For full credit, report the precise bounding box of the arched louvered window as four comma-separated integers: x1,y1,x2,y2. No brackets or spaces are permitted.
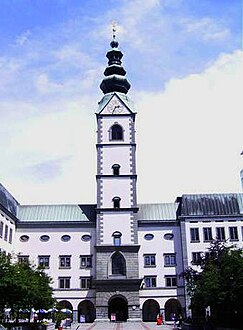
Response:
111,124,123,140
112,196,121,208
112,164,120,176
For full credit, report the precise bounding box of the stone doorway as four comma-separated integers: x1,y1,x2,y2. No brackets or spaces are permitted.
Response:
108,296,128,322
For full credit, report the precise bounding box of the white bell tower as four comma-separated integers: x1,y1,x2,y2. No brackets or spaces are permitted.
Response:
94,28,141,321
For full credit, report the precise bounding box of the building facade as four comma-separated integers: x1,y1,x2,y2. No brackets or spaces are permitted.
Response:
1,38,243,323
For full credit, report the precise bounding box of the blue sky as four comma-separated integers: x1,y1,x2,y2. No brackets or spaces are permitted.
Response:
0,0,242,204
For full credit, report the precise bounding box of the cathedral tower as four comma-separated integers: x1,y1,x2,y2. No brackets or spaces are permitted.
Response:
94,31,141,321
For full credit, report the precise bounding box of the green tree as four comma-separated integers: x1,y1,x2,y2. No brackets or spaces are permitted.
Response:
0,252,55,322
183,240,243,327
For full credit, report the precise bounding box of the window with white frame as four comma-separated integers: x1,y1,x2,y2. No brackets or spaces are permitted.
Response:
59,255,71,268
144,276,157,288
4,225,8,241
229,227,238,241
9,228,13,244
144,254,156,267
192,252,202,265
80,255,92,268
38,256,50,268
216,227,225,241
59,277,70,289
165,276,177,287
112,231,122,246
80,277,92,289
190,228,200,242
18,255,29,264
0,221,3,238
164,254,176,266
203,227,213,242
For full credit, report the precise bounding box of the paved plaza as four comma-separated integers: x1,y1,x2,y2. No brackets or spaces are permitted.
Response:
70,322,174,330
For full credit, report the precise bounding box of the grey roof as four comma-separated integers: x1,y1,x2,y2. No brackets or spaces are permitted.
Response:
96,92,134,113
0,183,19,217
137,203,178,221
180,193,243,217
17,204,96,222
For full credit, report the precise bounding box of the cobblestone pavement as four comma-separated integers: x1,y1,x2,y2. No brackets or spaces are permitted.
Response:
70,322,174,330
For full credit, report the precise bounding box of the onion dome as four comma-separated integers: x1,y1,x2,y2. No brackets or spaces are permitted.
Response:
100,36,131,94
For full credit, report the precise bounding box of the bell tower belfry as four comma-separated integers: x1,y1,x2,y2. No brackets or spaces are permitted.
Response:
94,28,141,321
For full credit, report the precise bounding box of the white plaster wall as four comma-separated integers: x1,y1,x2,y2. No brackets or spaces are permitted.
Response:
100,117,132,144
101,178,132,208
0,211,16,255
138,225,183,288
15,226,96,290
101,146,132,174
102,212,133,244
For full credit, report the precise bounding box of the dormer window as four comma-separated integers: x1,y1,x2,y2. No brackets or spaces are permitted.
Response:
111,124,123,140
112,164,120,176
112,196,121,208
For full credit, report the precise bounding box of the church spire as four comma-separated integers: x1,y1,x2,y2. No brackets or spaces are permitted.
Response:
100,23,131,94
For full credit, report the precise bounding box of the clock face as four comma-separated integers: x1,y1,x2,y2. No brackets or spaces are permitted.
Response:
107,98,124,114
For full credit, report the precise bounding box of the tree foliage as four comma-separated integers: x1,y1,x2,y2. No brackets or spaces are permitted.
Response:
0,252,55,321
182,240,243,327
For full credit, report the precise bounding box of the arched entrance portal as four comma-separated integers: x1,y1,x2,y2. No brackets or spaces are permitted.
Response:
78,300,95,323
142,299,160,322
108,296,128,322
164,298,182,321
56,300,73,310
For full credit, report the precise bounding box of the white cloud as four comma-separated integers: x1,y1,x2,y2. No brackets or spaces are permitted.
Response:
35,73,63,94
15,30,31,46
180,17,230,41
135,50,243,202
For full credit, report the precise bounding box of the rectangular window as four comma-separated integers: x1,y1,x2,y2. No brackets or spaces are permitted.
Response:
9,228,13,244
59,277,70,289
144,276,157,288
18,255,29,264
113,236,121,246
80,255,92,268
80,277,92,289
0,221,3,238
38,256,50,268
165,276,177,287
229,227,238,241
164,254,176,266
190,228,200,242
203,227,213,242
59,256,71,268
144,254,156,267
216,227,225,241
4,225,8,241
192,252,202,265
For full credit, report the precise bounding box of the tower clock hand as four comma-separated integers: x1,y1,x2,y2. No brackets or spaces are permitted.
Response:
112,105,121,113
